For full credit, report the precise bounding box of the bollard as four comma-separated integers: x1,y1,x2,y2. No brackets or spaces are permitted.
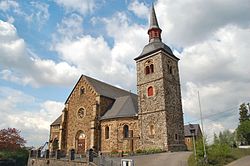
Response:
29,150,34,158
89,149,94,162
70,149,75,160
45,150,50,159
56,150,60,159
37,149,41,158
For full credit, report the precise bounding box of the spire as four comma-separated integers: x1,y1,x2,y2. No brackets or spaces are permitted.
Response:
149,4,159,29
148,4,162,43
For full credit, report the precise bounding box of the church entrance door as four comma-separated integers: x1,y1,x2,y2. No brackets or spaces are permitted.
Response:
77,138,85,154
76,131,86,154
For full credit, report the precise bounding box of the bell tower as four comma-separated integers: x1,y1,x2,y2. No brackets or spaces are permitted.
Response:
134,5,186,151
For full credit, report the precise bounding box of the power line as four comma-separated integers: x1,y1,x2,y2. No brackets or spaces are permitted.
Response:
184,106,238,124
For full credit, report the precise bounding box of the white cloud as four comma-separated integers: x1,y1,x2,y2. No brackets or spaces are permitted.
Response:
28,1,50,29
179,25,250,138
0,20,80,87
0,86,64,147
54,0,96,15
0,1,50,29
128,0,149,19
155,0,250,47
0,0,19,12
52,12,149,92
56,13,83,40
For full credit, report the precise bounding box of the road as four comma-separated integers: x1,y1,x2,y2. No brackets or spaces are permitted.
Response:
226,155,250,166
112,151,192,166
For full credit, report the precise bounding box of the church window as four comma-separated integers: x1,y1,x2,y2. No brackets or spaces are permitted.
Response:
150,64,154,73
145,60,154,75
147,86,154,97
175,134,178,140
105,126,109,139
168,65,173,75
170,66,173,74
149,125,155,136
123,125,129,138
80,87,85,95
78,108,85,118
145,66,150,75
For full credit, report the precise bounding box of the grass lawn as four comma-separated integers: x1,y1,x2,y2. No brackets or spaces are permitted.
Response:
188,148,250,166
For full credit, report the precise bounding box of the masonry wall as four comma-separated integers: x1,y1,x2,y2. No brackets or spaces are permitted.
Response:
65,77,98,153
100,118,139,153
161,52,186,150
137,52,168,150
136,51,186,151
27,158,87,166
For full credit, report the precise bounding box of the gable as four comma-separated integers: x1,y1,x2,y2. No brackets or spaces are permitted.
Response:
51,114,62,126
65,75,136,104
65,75,98,104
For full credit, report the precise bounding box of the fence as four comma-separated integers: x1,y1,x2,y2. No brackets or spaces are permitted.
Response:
29,149,133,166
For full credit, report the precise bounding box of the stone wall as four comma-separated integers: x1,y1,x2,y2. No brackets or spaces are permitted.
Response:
27,158,87,166
136,50,186,151
100,118,139,153
161,51,186,150
136,52,168,151
65,76,98,153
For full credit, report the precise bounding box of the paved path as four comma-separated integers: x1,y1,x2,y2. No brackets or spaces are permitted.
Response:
226,155,250,166
112,151,192,166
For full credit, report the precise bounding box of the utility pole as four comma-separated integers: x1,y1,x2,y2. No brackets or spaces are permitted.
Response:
198,91,207,163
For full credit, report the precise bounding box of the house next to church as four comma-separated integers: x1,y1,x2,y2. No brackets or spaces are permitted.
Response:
49,5,186,154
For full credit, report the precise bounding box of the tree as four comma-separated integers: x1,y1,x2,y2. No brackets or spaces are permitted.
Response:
218,130,235,147
237,103,250,145
239,103,249,123
0,128,26,151
237,120,250,145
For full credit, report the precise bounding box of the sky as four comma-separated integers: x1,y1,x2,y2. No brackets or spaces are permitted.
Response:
0,0,250,147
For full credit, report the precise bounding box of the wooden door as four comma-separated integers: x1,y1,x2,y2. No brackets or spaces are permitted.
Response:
77,139,85,154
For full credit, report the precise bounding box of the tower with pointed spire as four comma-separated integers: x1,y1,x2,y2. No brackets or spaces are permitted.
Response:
134,5,186,151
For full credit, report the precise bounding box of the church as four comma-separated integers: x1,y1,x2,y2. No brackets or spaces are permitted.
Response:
49,5,186,155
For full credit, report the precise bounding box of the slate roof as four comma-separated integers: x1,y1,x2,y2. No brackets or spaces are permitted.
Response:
134,41,179,61
84,75,132,99
51,115,62,126
84,75,138,120
149,4,160,30
51,75,138,125
101,94,138,120
184,124,201,137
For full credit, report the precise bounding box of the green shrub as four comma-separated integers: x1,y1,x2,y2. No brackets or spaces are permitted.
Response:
0,148,29,166
110,149,119,154
135,148,163,155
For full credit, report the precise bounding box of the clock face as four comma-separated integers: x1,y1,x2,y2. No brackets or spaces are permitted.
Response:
78,108,84,118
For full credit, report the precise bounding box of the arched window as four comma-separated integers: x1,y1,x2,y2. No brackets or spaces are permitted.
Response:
175,134,178,140
80,87,85,95
123,125,129,138
147,86,153,97
150,64,154,73
169,66,173,74
145,66,150,75
105,126,109,139
150,125,155,136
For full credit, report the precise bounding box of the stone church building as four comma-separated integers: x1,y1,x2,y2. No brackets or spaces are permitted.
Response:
49,6,186,154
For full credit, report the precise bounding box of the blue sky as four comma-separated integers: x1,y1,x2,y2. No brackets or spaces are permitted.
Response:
1,0,250,147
